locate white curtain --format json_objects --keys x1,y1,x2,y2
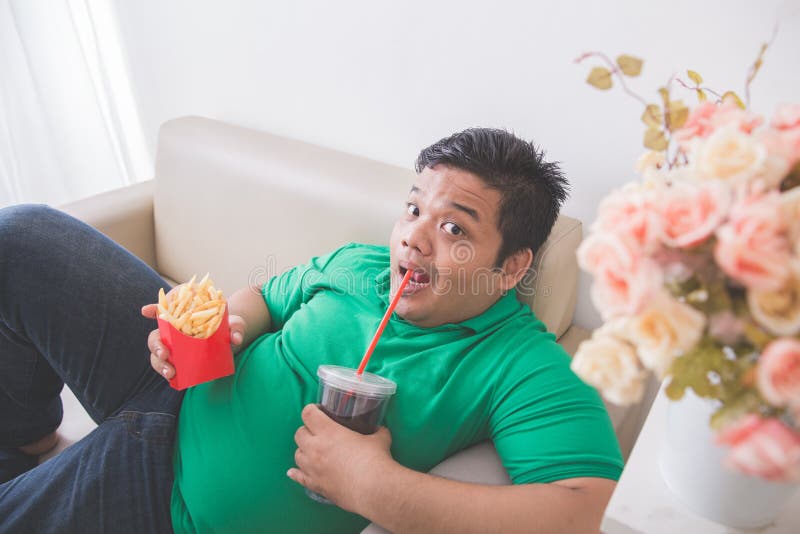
[{"x1": 0, "y1": 0, "x2": 150, "y2": 209}]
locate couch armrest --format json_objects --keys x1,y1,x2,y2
[{"x1": 59, "y1": 180, "x2": 157, "y2": 270}]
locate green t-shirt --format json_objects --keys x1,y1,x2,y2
[{"x1": 171, "y1": 243, "x2": 622, "y2": 533}]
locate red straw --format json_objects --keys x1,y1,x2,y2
[{"x1": 356, "y1": 269, "x2": 413, "y2": 375}]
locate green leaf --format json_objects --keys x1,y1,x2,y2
[
  {"x1": 697, "y1": 89, "x2": 707, "y2": 103},
  {"x1": 587, "y1": 67, "x2": 613, "y2": 90},
  {"x1": 722, "y1": 91, "x2": 745, "y2": 109},
  {"x1": 617, "y1": 55, "x2": 643, "y2": 76},
  {"x1": 665, "y1": 275, "x2": 701, "y2": 299},
  {"x1": 667, "y1": 100, "x2": 689, "y2": 130},
  {"x1": 676, "y1": 269, "x2": 734, "y2": 316},
  {"x1": 687, "y1": 70, "x2": 703, "y2": 85},
  {"x1": 665, "y1": 337, "x2": 739, "y2": 402},
  {"x1": 665, "y1": 377, "x2": 687, "y2": 401},
  {"x1": 658, "y1": 87, "x2": 670, "y2": 105},
  {"x1": 643, "y1": 127, "x2": 668, "y2": 151},
  {"x1": 640, "y1": 104, "x2": 663, "y2": 127},
  {"x1": 742, "y1": 321, "x2": 774, "y2": 351}
]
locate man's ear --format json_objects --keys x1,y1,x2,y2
[{"x1": 499, "y1": 248, "x2": 533, "y2": 291}]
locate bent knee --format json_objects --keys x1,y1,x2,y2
[{"x1": 0, "y1": 204, "x2": 70, "y2": 255}]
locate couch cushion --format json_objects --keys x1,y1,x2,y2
[{"x1": 153, "y1": 116, "x2": 579, "y2": 336}]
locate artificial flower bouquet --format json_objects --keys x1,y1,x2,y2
[{"x1": 571, "y1": 50, "x2": 800, "y2": 482}]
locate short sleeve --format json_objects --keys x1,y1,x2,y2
[
  {"x1": 261, "y1": 245, "x2": 351, "y2": 330},
  {"x1": 489, "y1": 340, "x2": 624, "y2": 485}
]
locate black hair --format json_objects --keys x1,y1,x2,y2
[{"x1": 415, "y1": 128, "x2": 569, "y2": 264}]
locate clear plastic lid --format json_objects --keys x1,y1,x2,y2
[{"x1": 317, "y1": 365, "x2": 397, "y2": 397}]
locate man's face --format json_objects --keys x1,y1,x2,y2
[{"x1": 389, "y1": 164, "x2": 513, "y2": 327}]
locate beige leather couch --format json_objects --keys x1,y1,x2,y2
[{"x1": 56, "y1": 116, "x2": 648, "y2": 530}]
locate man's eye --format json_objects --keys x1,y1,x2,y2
[
  {"x1": 406, "y1": 203, "x2": 419, "y2": 216},
  {"x1": 442, "y1": 222, "x2": 463, "y2": 236}
]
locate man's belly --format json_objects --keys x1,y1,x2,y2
[{"x1": 171, "y1": 366, "x2": 371, "y2": 533}]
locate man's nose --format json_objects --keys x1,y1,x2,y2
[{"x1": 401, "y1": 222, "x2": 432, "y2": 256}]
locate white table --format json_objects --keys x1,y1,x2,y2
[{"x1": 602, "y1": 386, "x2": 800, "y2": 534}]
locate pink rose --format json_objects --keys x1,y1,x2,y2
[
  {"x1": 757, "y1": 338, "x2": 800, "y2": 408},
  {"x1": 675, "y1": 102, "x2": 718, "y2": 144},
  {"x1": 714, "y1": 101, "x2": 763, "y2": 134},
  {"x1": 658, "y1": 180, "x2": 731, "y2": 249},
  {"x1": 577, "y1": 232, "x2": 663, "y2": 320},
  {"x1": 772, "y1": 104, "x2": 800, "y2": 130},
  {"x1": 780, "y1": 187, "x2": 800, "y2": 250},
  {"x1": 593, "y1": 188, "x2": 662, "y2": 253},
  {"x1": 714, "y1": 191, "x2": 792, "y2": 291},
  {"x1": 716, "y1": 415, "x2": 800, "y2": 482},
  {"x1": 675, "y1": 99, "x2": 763, "y2": 149},
  {"x1": 762, "y1": 104, "x2": 800, "y2": 168}
]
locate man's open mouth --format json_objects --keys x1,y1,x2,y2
[{"x1": 398, "y1": 265, "x2": 431, "y2": 293}]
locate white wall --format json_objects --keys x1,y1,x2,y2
[{"x1": 111, "y1": 0, "x2": 800, "y2": 328}]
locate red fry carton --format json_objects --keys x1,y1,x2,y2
[{"x1": 157, "y1": 304, "x2": 234, "y2": 390}]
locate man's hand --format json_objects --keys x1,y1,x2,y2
[
  {"x1": 288, "y1": 403, "x2": 395, "y2": 512},
  {"x1": 140, "y1": 291, "x2": 247, "y2": 381}
]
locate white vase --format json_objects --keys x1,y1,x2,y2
[{"x1": 659, "y1": 389, "x2": 800, "y2": 529}]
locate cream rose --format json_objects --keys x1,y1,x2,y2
[
  {"x1": 756, "y1": 338, "x2": 800, "y2": 408},
  {"x1": 635, "y1": 151, "x2": 666, "y2": 172},
  {"x1": 748, "y1": 262, "x2": 800, "y2": 336},
  {"x1": 754, "y1": 155, "x2": 791, "y2": 191},
  {"x1": 693, "y1": 127, "x2": 781, "y2": 187},
  {"x1": 658, "y1": 180, "x2": 731, "y2": 249},
  {"x1": 622, "y1": 291, "x2": 706, "y2": 378},
  {"x1": 571, "y1": 331, "x2": 646, "y2": 406}
]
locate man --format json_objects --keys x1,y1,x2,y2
[{"x1": 0, "y1": 128, "x2": 622, "y2": 533}]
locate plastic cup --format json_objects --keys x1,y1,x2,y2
[{"x1": 305, "y1": 364, "x2": 397, "y2": 504}]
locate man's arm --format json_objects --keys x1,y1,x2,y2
[
  {"x1": 289, "y1": 404, "x2": 615, "y2": 534},
  {"x1": 227, "y1": 285, "x2": 272, "y2": 353},
  {"x1": 360, "y1": 465, "x2": 614, "y2": 534}
]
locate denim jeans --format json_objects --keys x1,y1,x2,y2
[{"x1": 0, "y1": 204, "x2": 183, "y2": 533}]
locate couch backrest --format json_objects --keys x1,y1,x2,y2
[{"x1": 153, "y1": 116, "x2": 581, "y2": 337}]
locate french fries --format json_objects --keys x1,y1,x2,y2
[{"x1": 158, "y1": 273, "x2": 226, "y2": 338}]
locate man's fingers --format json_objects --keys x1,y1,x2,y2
[
  {"x1": 228, "y1": 315, "x2": 246, "y2": 345},
  {"x1": 147, "y1": 328, "x2": 173, "y2": 380},
  {"x1": 231, "y1": 330, "x2": 243, "y2": 345},
  {"x1": 147, "y1": 330, "x2": 169, "y2": 359},
  {"x1": 287, "y1": 467, "x2": 311, "y2": 490},
  {"x1": 141, "y1": 303, "x2": 158, "y2": 319},
  {"x1": 150, "y1": 353, "x2": 175, "y2": 379},
  {"x1": 301, "y1": 403, "x2": 333, "y2": 433},
  {"x1": 294, "y1": 425, "x2": 312, "y2": 448}
]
